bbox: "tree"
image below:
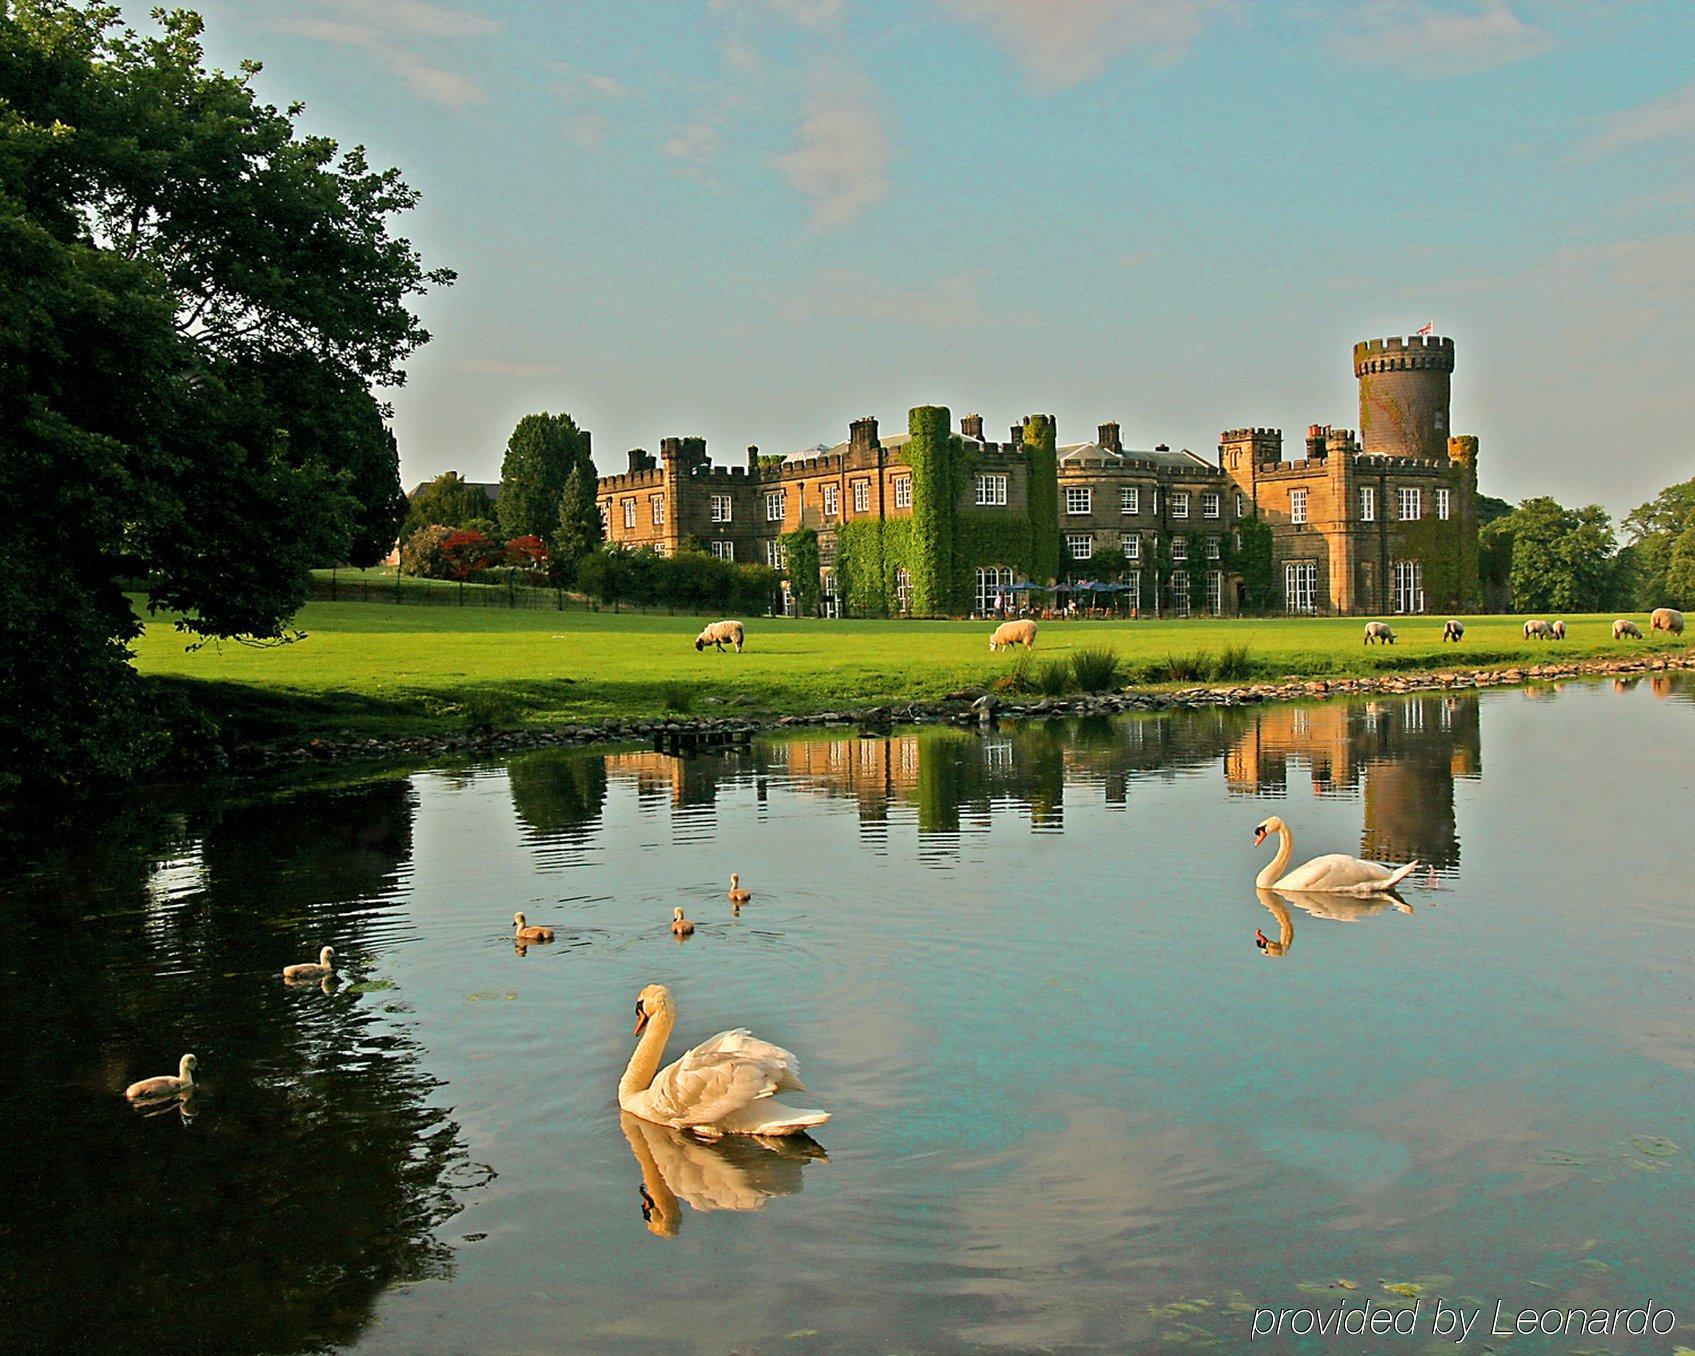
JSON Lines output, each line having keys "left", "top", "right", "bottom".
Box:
{"left": 1082, "top": 546, "right": 1128, "bottom": 581}
{"left": 1665, "top": 521, "right": 1695, "bottom": 609}
{"left": 504, "top": 535, "right": 551, "bottom": 577}
{"left": 1501, "top": 497, "right": 1618, "bottom": 613}
{"left": 400, "top": 524, "right": 455, "bottom": 579}
{"left": 498, "top": 412, "right": 589, "bottom": 542}
{"left": 401, "top": 472, "right": 496, "bottom": 545}
{"left": 1622, "top": 477, "right": 1695, "bottom": 607}
{"left": 439, "top": 530, "right": 499, "bottom": 580}
{"left": 553, "top": 463, "right": 603, "bottom": 583}
{"left": 0, "top": 3, "right": 450, "bottom": 792}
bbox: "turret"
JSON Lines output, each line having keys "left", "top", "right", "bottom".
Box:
{"left": 1354, "top": 335, "right": 1455, "bottom": 460}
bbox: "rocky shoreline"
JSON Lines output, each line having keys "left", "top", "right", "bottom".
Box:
{"left": 246, "top": 650, "right": 1695, "bottom": 771}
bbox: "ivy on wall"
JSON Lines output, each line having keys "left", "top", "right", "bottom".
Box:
{"left": 1021, "top": 414, "right": 1060, "bottom": 583}
{"left": 780, "top": 527, "right": 821, "bottom": 616}
{"left": 905, "top": 405, "right": 956, "bottom": 615}
{"left": 1226, "top": 514, "right": 1276, "bottom": 613}
{"left": 835, "top": 517, "right": 914, "bottom": 618}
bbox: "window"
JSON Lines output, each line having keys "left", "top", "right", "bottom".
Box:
{"left": 765, "top": 490, "right": 786, "bottom": 523}
{"left": 1065, "top": 486, "right": 1092, "bottom": 515}
{"left": 1205, "top": 535, "right": 1221, "bottom": 560}
{"left": 893, "top": 476, "right": 912, "bottom": 509}
{"left": 1202, "top": 491, "right": 1221, "bottom": 519}
{"left": 1169, "top": 571, "right": 1191, "bottom": 618}
{"left": 1393, "top": 559, "right": 1424, "bottom": 614}
{"left": 975, "top": 473, "right": 1007, "bottom": 506}
{"left": 852, "top": 479, "right": 871, "bottom": 513}
{"left": 1120, "top": 486, "right": 1140, "bottom": 515}
{"left": 1126, "top": 570, "right": 1140, "bottom": 605}
{"left": 1067, "top": 533, "right": 1093, "bottom": 560}
{"left": 975, "top": 566, "right": 1015, "bottom": 614}
{"left": 710, "top": 493, "right": 732, "bottom": 523}
{"left": 819, "top": 536, "right": 835, "bottom": 565}
{"left": 821, "top": 483, "right": 839, "bottom": 517}
{"left": 622, "top": 498, "right": 636, "bottom": 529}
{"left": 895, "top": 567, "right": 912, "bottom": 613}
{"left": 1285, "top": 560, "right": 1317, "bottom": 614}
{"left": 766, "top": 538, "right": 786, "bottom": 570}
{"left": 710, "top": 540, "right": 734, "bottom": 561}
{"left": 1151, "top": 487, "right": 1160, "bottom": 514}
{"left": 1206, "top": 571, "right": 1224, "bottom": 616}
{"left": 1398, "top": 487, "right": 1421, "bottom": 521}
{"left": 1120, "top": 532, "right": 1140, "bottom": 560}
{"left": 1436, "top": 488, "right": 1451, "bottom": 520}
{"left": 1171, "top": 535, "right": 1188, "bottom": 562}
{"left": 1235, "top": 492, "right": 1245, "bottom": 516}
{"left": 598, "top": 502, "right": 610, "bottom": 532}
{"left": 1290, "top": 489, "right": 1309, "bottom": 525}
{"left": 1172, "top": 491, "right": 1190, "bottom": 518}
{"left": 1360, "top": 486, "right": 1376, "bottom": 522}
{"left": 651, "top": 494, "right": 664, "bottom": 525}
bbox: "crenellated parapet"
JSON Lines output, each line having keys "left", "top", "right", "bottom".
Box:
{"left": 1353, "top": 335, "right": 1455, "bottom": 376}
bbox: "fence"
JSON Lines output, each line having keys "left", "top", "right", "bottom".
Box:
{"left": 310, "top": 571, "right": 582, "bottom": 611}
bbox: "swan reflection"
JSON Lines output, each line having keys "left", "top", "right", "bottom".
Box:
{"left": 620, "top": 1111, "right": 825, "bottom": 1238}
{"left": 1255, "top": 885, "right": 1412, "bottom": 957}
{"left": 1254, "top": 889, "right": 1293, "bottom": 957}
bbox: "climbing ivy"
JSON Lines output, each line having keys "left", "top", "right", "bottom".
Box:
{"left": 1021, "top": 414, "right": 1060, "bottom": 583}
{"left": 780, "top": 527, "right": 821, "bottom": 616}
{"left": 835, "top": 518, "right": 915, "bottom": 617}
{"left": 905, "top": 405, "right": 957, "bottom": 615}
{"left": 1226, "top": 514, "right": 1275, "bottom": 614}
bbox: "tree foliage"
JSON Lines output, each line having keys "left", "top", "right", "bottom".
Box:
{"left": 553, "top": 462, "right": 603, "bottom": 584}
{"left": 1, "top": 2, "right": 447, "bottom": 792}
{"left": 1499, "top": 497, "right": 1618, "bottom": 613}
{"left": 402, "top": 472, "right": 495, "bottom": 544}
{"left": 1229, "top": 515, "right": 1276, "bottom": 613}
{"left": 498, "top": 412, "right": 589, "bottom": 542}
{"left": 575, "top": 548, "right": 775, "bottom": 615}
{"left": 780, "top": 528, "right": 822, "bottom": 616}
{"left": 1622, "top": 477, "right": 1695, "bottom": 608}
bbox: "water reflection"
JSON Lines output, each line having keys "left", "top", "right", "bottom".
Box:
{"left": 620, "top": 1112, "right": 826, "bottom": 1237}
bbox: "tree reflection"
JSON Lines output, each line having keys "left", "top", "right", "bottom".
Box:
{"left": 508, "top": 748, "right": 609, "bottom": 866}
{"left": 0, "top": 779, "right": 478, "bottom": 1353}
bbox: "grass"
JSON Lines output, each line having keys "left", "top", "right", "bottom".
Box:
{"left": 130, "top": 602, "right": 1689, "bottom": 748}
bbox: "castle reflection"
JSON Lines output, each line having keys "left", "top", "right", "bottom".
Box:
{"left": 571, "top": 692, "right": 1482, "bottom": 874}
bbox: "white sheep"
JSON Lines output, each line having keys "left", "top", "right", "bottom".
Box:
{"left": 1549, "top": 619, "right": 1566, "bottom": 640}
{"left": 1441, "top": 619, "right": 1465, "bottom": 643}
{"left": 1613, "top": 618, "right": 1643, "bottom": 641}
{"left": 1523, "top": 619, "right": 1552, "bottom": 640}
{"left": 989, "top": 619, "right": 1038, "bottom": 651}
{"left": 1651, "top": 607, "right": 1686, "bottom": 636}
{"left": 1363, "top": 621, "right": 1396, "bottom": 645}
{"left": 694, "top": 620, "right": 745, "bottom": 653}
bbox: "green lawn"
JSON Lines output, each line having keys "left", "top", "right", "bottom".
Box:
{"left": 131, "top": 602, "right": 1689, "bottom": 746}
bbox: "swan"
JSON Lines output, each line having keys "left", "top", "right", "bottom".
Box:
{"left": 283, "top": 946, "right": 334, "bottom": 982}
{"left": 513, "top": 912, "right": 554, "bottom": 943}
{"left": 670, "top": 907, "right": 695, "bottom": 937}
{"left": 1253, "top": 815, "right": 1418, "bottom": 895}
{"left": 727, "top": 874, "right": 750, "bottom": 906}
{"left": 619, "top": 984, "right": 829, "bottom": 1137}
{"left": 620, "top": 1111, "right": 823, "bottom": 1237}
{"left": 126, "top": 1054, "right": 196, "bottom": 1101}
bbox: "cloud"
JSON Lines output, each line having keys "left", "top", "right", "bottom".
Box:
{"left": 1576, "top": 85, "right": 1695, "bottom": 159}
{"left": 771, "top": 76, "right": 891, "bottom": 230}
{"left": 942, "top": 0, "right": 1234, "bottom": 91}
{"left": 790, "top": 269, "right": 997, "bottom": 328}
{"left": 273, "top": 1, "right": 497, "bottom": 108}
{"left": 665, "top": 122, "right": 723, "bottom": 164}
{"left": 1329, "top": 0, "right": 1551, "bottom": 78}
{"left": 555, "top": 63, "right": 630, "bottom": 101}
{"left": 708, "top": 0, "right": 844, "bottom": 27}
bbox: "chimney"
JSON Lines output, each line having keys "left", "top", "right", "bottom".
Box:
{"left": 1154, "top": 443, "right": 1169, "bottom": 453}
{"left": 1306, "top": 424, "right": 1327, "bottom": 459}
{"left": 960, "top": 413, "right": 984, "bottom": 441}
{"left": 1009, "top": 424, "right": 1023, "bottom": 449}
{"left": 746, "top": 444, "right": 759, "bottom": 472}
{"left": 1098, "top": 421, "right": 1121, "bottom": 453}
{"left": 849, "top": 416, "right": 879, "bottom": 458}
{"left": 626, "top": 448, "right": 650, "bottom": 474}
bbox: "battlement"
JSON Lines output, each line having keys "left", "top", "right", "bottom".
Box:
{"left": 597, "top": 465, "right": 668, "bottom": 493}
{"left": 1354, "top": 335, "right": 1454, "bottom": 376}
{"left": 1221, "top": 427, "right": 1282, "bottom": 442}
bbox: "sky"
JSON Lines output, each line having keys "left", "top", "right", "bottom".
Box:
{"left": 179, "top": 0, "right": 1695, "bottom": 521}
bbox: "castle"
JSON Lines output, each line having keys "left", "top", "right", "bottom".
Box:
{"left": 591, "top": 335, "right": 1481, "bottom": 617}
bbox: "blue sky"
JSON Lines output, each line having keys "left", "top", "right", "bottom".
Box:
{"left": 183, "top": 0, "right": 1695, "bottom": 519}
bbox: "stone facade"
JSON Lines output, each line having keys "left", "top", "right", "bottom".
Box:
{"left": 1219, "top": 335, "right": 1481, "bottom": 616}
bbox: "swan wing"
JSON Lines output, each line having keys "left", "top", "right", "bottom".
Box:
{"left": 1276, "top": 853, "right": 1395, "bottom": 893}
{"left": 643, "top": 1029, "right": 806, "bottom": 1127}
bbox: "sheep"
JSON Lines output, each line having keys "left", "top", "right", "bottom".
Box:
{"left": 1549, "top": 619, "right": 1566, "bottom": 640}
{"left": 1523, "top": 619, "right": 1552, "bottom": 640}
{"left": 1441, "top": 619, "right": 1465, "bottom": 643}
{"left": 989, "top": 619, "right": 1038, "bottom": 651}
{"left": 1613, "top": 618, "right": 1643, "bottom": 641}
{"left": 1363, "top": 621, "right": 1396, "bottom": 646}
{"left": 694, "top": 620, "right": 745, "bottom": 653}
{"left": 1650, "top": 607, "right": 1686, "bottom": 636}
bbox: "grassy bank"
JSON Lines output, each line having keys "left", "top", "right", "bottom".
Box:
{"left": 130, "top": 603, "right": 1689, "bottom": 749}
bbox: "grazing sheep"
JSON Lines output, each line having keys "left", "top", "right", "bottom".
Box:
{"left": 989, "top": 619, "right": 1039, "bottom": 651}
{"left": 1441, "top": 619, "right": 1465, "bottom": 643}
{"left": 694, "top": 620, "right": 745, "bottom": 653}
{"left": 1651, "top": 607, "right": 1686, "bottom": 636}
{"left": 1523, "top": 619, "right": 1552, "bottom": 640}
{"left": 1363, "top": 621, "right": 1396, "bottom": 646}
{"left": 1549, "top": 619, "right": 1566, "bottom": 640}
{"left": 1613, "top": 618, "right": 1643, "bottom": 641}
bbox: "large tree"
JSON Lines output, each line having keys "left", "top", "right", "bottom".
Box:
{"left": 1621, "top": 477, "right": 1695, "bottom": 608}
{"left": 1500, "top": 497, "right": 1618, "bottom": 613}
{"left": 553, "top": 462, "right": 604, "bottom": 583}
{"left": 401, "top": 471, "right": 497, "bottom": 544}
{"left": 0, "top": 3, "right": 449, "bottom": 792}
{"left": 498, "top": 412, "right": 590, "bottom": 542}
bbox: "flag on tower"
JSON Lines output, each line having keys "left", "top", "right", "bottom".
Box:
{"left": 1415, "top": 321, "right": 1434, "bottom": 335}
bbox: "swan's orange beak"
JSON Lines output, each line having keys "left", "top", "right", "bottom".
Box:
{"left": 633, "top": 1000, "right": 649, "bottom": 1036}
{"left": 1253, "top": 827, "right": 1267, "bottom": 846}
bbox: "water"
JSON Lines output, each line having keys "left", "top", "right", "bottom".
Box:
{"left": 4, "top": 676, "right": 1694, "bottom": 1353}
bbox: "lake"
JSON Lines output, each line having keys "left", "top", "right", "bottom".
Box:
{"left": 4, "top": 675, "right": 1693, "bottom": 1353}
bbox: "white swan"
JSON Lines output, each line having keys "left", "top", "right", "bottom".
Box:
{"left": 619, "top": 984, "right": 829, "bottom": 1138}
{"left": 1253, "top": 815, "right": 1418, "bottom": 895}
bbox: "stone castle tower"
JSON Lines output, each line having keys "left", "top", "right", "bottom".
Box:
{"left": 1353, "top": 335, "right": 1454, "bottom": 461}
